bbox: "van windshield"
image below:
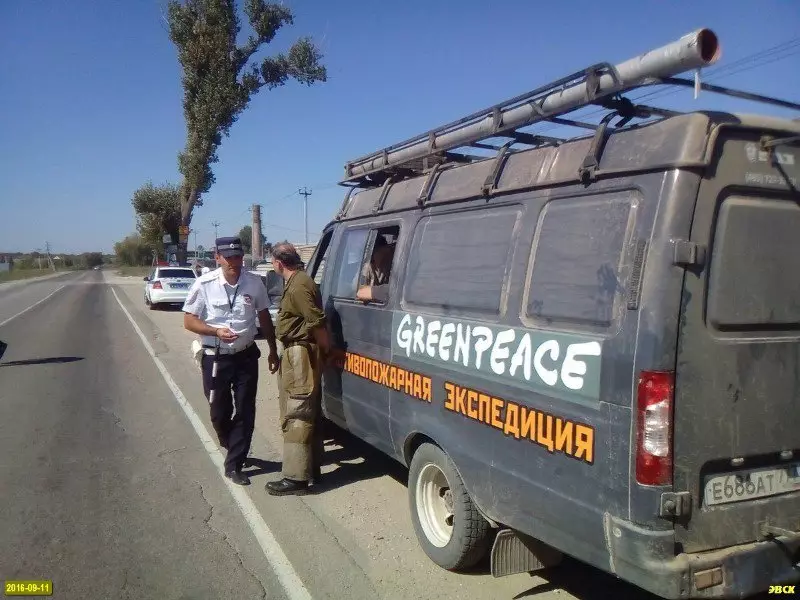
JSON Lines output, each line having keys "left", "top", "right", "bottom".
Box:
{"left": 707, "top": 194, "right": 800, "bottom": 332}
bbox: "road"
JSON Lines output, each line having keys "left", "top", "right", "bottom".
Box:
{"left": 0, "top": 269, "right": 724, "bottom": 600}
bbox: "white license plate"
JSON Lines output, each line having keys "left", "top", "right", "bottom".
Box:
{"left": 704, "top": 464, "right": 800, "bottom": 506}
{"left": 170, "top": 283, "right": 187, "bottom": 289}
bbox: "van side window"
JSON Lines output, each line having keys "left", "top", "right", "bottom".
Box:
{"left": 330, "top": 225, "right": 400, "bottom": 302}
{"left": 355, "top": 225, "right": 399, "bottom": 304}
{"left": 525, "top": 195, "right": 634, "bottom": 330}
{"left": 403, "top": 207, "right": 521, "bottom": 316}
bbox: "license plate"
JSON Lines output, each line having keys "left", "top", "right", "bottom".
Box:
{"left": 704, "top": 463, "right": 800, "bottom": 506}
{"left": 170, "top": 283, "right": 187, "bottom": 289}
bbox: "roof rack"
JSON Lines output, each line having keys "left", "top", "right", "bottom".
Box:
{"left": 341, "top": 29, "right": 800, "bottom": 188}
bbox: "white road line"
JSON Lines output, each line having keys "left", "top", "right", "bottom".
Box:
{"left": 0, "top": 285, "right": 67, "bottom": 328}
{"left": 110, "top": 287, "right": 312, "bottom": 600}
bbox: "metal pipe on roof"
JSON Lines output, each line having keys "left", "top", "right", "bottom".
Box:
{"left": 344, "top": 29, "right": 721, "bottom": 181}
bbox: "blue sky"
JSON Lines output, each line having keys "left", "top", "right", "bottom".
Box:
{"left": 1, "top": 0, "right": 798, "bottom": 254}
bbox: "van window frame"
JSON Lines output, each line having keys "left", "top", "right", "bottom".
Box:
{"left": 519, "top": 189, "right": 639, "bottom": 337}
{"left": 307, "top": 226, "right": 334, "bottom": 288}
{"left": 329, "top": 220, "right": 402, "bottom": 307}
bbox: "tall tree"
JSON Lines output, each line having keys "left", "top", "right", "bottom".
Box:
{"left": 114, "top": 234, "right": 155, "bottom": 267}
{"left": 238, "top": 224, "right": 266, "bottom": 255}
{"left": 167, "top": 0, "right": 327, "bottom": 231}
{"left": 238, "top": 225, "right": 253, "bottom": 253}
{"left": 132, "top": 182, "right": 182, "bottom": 249}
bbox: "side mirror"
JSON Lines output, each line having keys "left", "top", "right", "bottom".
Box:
{"left": 143, "top": 276, "right": 150, "bottom": 282}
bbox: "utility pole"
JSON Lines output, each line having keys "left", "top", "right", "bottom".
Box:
{"left": 45, "top": 242, "right": 55, "bottom": 272}
{"left": 211, "top": 220, "right": 220, "bottom": 242}
{"left": 298, "top": 187, "right": 311, "bottom": 244}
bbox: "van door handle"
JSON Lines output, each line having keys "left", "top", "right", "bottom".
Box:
{"left": 672, "top": 240, "right": 707, "bottom": 268}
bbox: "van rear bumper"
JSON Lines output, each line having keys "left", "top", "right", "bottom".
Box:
{"left": 607, "top": 515, "right": 800, "bottom": 599}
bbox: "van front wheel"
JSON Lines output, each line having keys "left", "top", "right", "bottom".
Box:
{"left": 408, "top": 443, "right": 492, "bottom": 571}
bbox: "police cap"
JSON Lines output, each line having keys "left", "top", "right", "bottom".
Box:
{"left": 215, "top": 236, "right": 244, "bottom": 258}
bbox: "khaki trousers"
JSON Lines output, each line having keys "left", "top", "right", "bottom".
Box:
{"left": 278, "top": 342, "right": 323, "bottom": 481}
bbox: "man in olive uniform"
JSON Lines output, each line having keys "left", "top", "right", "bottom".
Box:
{"left": 265, "top": 242, "right": 331, "bottom": 497}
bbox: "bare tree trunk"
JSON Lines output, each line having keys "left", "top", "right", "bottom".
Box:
{"left": 177, "top": 187, "right": 198, "bottom": 264}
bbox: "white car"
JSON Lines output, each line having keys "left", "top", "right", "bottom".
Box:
{"left": 144, "top": 266, "right": 198, "bottom": 309}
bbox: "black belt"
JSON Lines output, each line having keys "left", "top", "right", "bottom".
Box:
{"left": 202, "top": 341, "right": 254, "bottom": 356}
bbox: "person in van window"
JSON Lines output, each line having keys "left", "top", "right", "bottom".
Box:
{"left": 356, "top": 282, "right": 389, "bottom": 304}
{"left": 355, "top": 235, "right": 394, "bottom": 302}
{"left": 361, "top": 235, "right": 393, "bottom": 286}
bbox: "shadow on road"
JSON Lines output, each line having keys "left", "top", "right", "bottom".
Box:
{"left": 309, "top": 424, "right": 408, "bottom": 493}
{"left": 0, "top": 356, "right": 84, "bottom": 367}
{"left": 242, "top": 457, "right": 281, "bottom": 477}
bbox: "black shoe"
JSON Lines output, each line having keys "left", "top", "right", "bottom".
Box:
{"left": 310, "top": 468, "right": 322, "bottom": 486}
{"left": 225, "top": 470, "right": 250, "bottom": 486}
{"left": 265, "top": 478, "right": 309, "bottom": 496}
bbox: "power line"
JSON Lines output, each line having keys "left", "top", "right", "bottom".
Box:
{"left": 298, "top": 187, "right": 312, "bottom": 244}
{"left": 533, "top": 36, "right": 800, "bottom": 135}
{"left": 262, "top": 220, "right": 321, "bottom": 238}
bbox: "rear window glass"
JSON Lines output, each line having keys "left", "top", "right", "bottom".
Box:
{"left": 158, "top": 269, "right": 196, "bottom": 278}
{"left": 403, "top": 207, "right": 521, "bottom": 316}
{"left": 707, "top": 195, "right": 800, "bottom": 331}
{"left": 525, "top": 194, "right": 634, "bottom": 330}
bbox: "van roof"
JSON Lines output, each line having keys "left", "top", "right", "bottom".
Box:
{"left": 331, "top": 109, "right": 799, "bottom": 224}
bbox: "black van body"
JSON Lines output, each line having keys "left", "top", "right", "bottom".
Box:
{"left": 302, "top": 36, "right": 800, "bottom": 598}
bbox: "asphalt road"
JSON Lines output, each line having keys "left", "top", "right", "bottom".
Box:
{"left": 1, "top": 270, "right": 772, "bottom": 600}
{"left": 0, "top": 271, "right": 285, "bottom": 599}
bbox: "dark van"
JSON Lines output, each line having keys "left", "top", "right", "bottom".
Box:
{"left": 303, "top": 29, "right": 800, "bottom": 599}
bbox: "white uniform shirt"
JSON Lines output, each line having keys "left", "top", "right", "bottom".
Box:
{"left": 182, "top": 268, "right": 269, "bottom": 353}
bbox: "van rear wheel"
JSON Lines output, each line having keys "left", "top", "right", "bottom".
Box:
{"left": 408, "top": 443, "right": 492, "bottom": 571}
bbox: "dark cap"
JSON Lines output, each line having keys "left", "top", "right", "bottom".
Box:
{"left": 215, "top": 236, "right": 244, "bottom": 258}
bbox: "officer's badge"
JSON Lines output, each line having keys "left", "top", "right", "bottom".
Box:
{"left": 243, "top": 294, "right": 252, "bottom": 305}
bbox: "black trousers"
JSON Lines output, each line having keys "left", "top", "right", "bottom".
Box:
{"left": 201, "top": 344, "right": 261, "bottom": 473}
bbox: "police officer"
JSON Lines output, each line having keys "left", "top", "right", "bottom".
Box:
{"left": 183, "top": 236, "right": 279, "bottom": 485}
{"left": 265, "top": 242, "right": 331, "bottom": 497}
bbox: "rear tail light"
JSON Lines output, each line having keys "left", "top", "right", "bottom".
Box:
{"left": 152, "top": 281, "right": 163, "bottom": 289}
{"left": 636, "top": 370, "right": 674, "bottom": 486}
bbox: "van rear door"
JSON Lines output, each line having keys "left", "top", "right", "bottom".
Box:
{"left": 673, "top": 127, "right": 800, "bottom": 553}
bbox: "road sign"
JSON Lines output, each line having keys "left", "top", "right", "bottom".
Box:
{"left": 162, "top": 234, "right": 172, "bottom": 244}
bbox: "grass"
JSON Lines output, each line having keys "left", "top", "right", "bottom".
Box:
{"left": 114, "top": 265, "right": 152, "bottom": 278}
{"left": 0, "top": 268, "right": 75, "bottom": 283}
